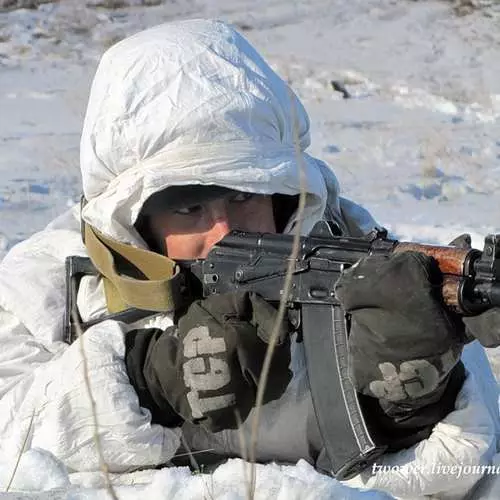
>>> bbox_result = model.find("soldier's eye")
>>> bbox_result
[174,205,202,215]
[230,192,254,203]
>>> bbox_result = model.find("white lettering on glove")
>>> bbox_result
[182,326,235,419]
[369,360,439,401]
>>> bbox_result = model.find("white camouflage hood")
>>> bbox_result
[79,19,341,246]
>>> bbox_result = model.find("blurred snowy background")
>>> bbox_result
[1,0,500,252]
[1,0,500,497]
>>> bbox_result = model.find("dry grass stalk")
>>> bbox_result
[72,310,120,500]
[5,410,35,491]
[246,87,308,499]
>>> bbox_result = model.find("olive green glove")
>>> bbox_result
[126,291,292,432]
[334,251,464,408]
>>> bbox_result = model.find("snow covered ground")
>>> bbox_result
[2,0,500,253]
[1,0,500,498]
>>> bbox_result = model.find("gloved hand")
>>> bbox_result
[334,251,466,446]
[125,291,292,432]
[449,233,500,348]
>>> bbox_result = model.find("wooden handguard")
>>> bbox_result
[393,243,474,313]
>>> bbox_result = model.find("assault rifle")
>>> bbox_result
[177,221,500,480]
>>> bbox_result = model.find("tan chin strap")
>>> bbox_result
[83,223,186,314]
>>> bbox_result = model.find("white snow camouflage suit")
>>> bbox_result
[0,19,498,499]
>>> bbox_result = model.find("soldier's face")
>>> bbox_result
[149,192,276,259]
